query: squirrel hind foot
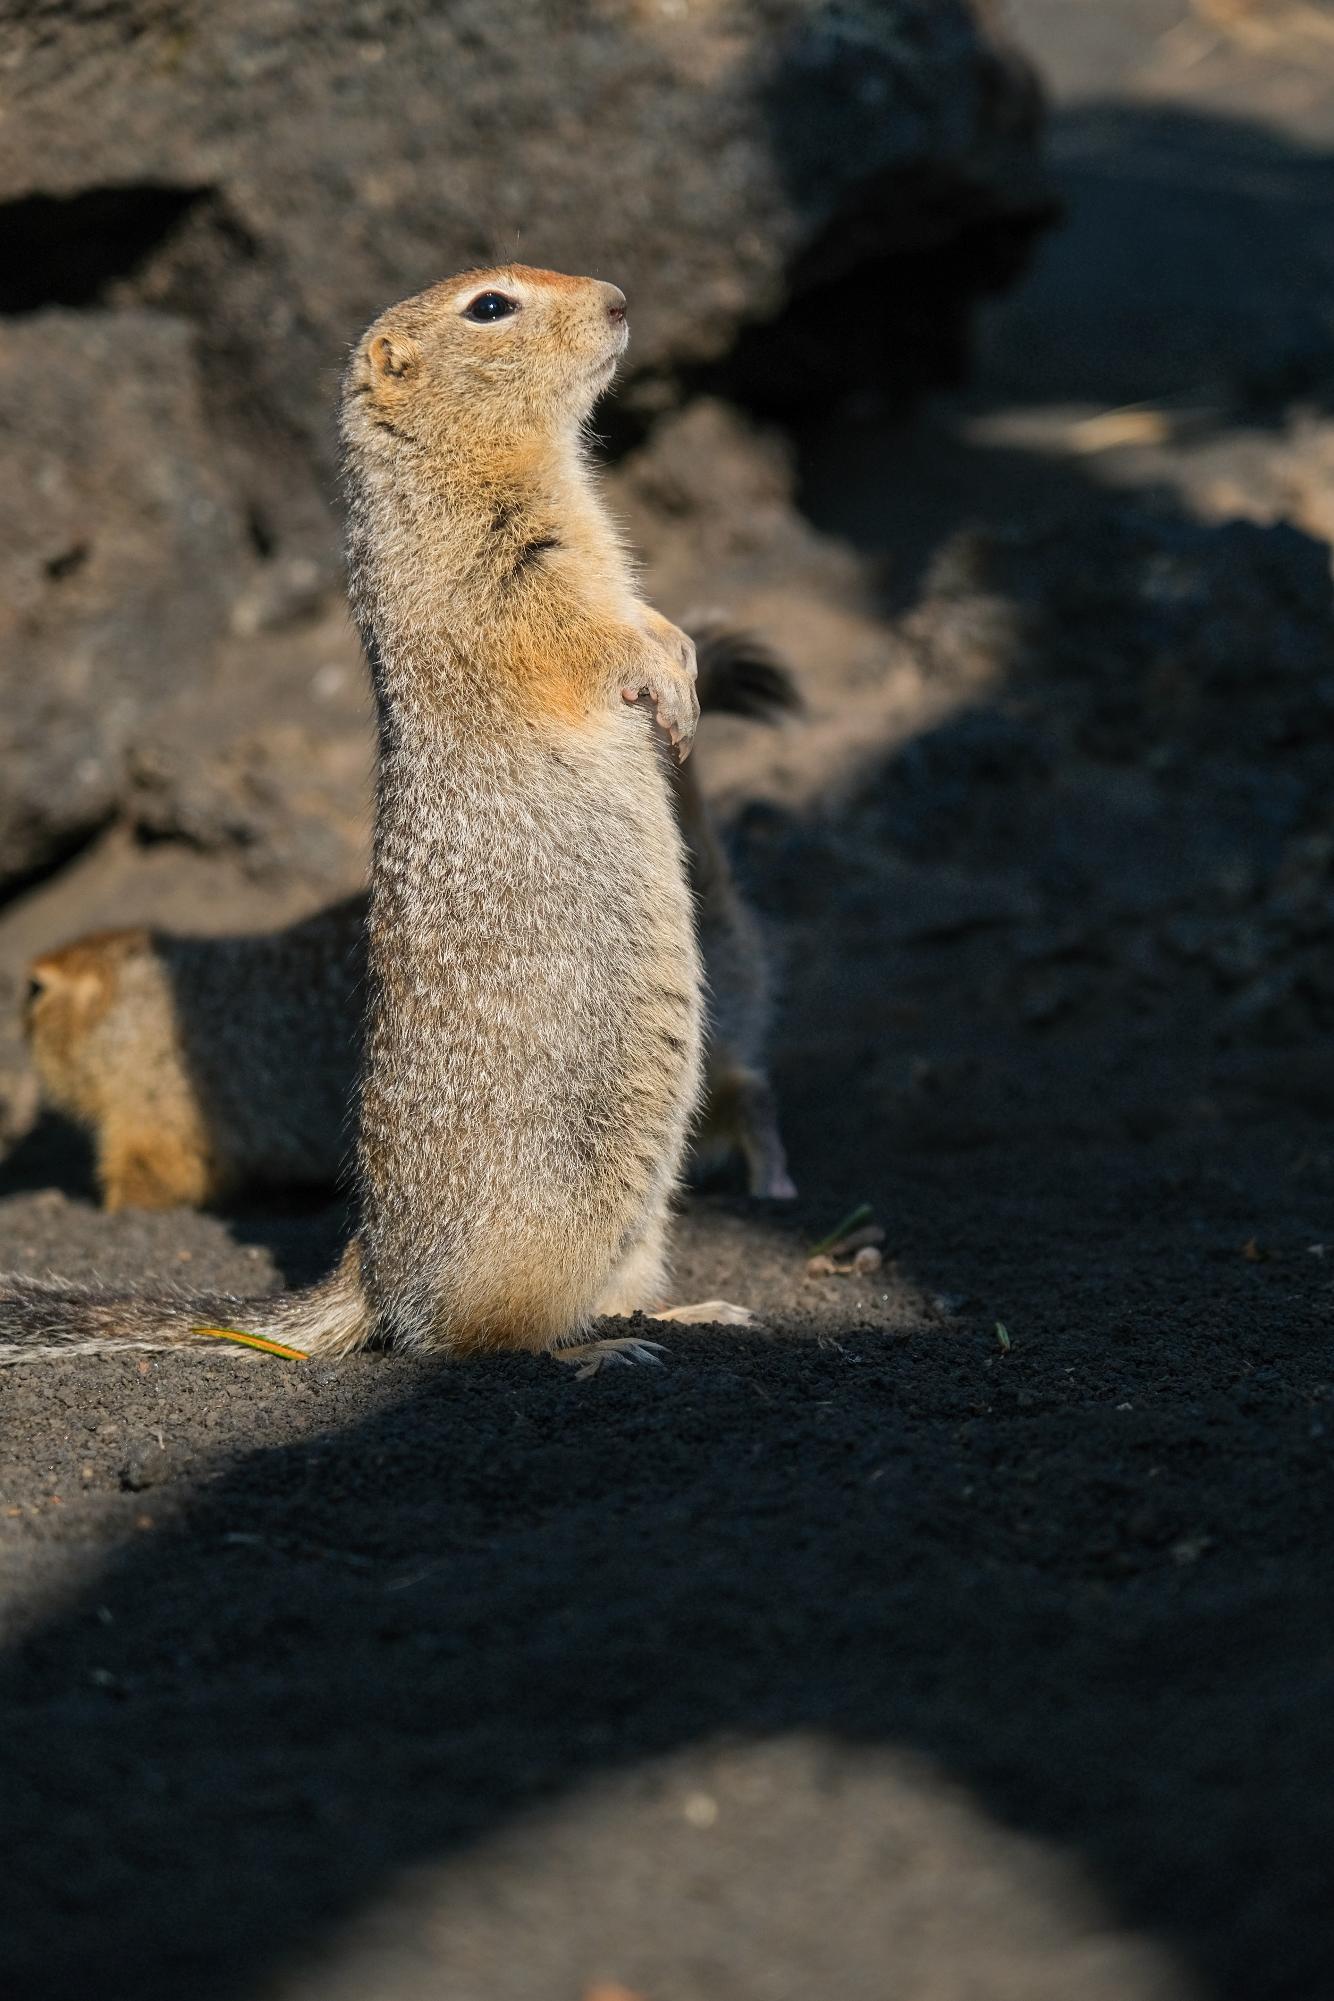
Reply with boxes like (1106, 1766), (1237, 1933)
(652, 1299), (759, 1328)
(550, 1335), (668, 1379)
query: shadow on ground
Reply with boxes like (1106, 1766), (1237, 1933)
(3, 1266), (1333, 2001)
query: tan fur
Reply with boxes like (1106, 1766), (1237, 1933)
(25, 901), (364, 1210)
(345, 265), (704, 1355)
(0, 265), (734, 1363)
(26, 930), (224, 1209)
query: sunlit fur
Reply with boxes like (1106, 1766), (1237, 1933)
(24, 907), (362, 1210)
(343, 264), (703, 1353)
(0, 265), (706, 1362)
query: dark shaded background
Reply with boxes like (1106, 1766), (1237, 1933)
(3, 3), (1334, 1996)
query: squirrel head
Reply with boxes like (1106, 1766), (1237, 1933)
(342, 265), (629, 466)
(23, 931), (154, 1116)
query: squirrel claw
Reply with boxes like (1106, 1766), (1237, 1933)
(623, 609), (699, 761)
(552, 1335), (668, 1379)
(621, 685), (696, 761)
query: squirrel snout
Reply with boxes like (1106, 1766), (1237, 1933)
(605, 287), (627, 325)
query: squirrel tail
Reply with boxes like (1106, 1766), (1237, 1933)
(0, 1239), (369, 1365)
(690, 617), (803, 723)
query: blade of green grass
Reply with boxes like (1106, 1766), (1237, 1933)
(808, 1202), (874, 1258)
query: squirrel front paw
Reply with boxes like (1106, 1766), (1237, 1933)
(620, 610), (699, 760)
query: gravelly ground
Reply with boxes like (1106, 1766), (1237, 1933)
(4, 4), (1334, 1997)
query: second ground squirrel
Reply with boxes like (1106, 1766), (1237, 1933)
(24, 629), (798, 1212)
(0, 266), (762, 1365)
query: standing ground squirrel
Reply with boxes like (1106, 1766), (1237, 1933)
(0, 266), (758, 1365)
(23, 629), (798, 1213)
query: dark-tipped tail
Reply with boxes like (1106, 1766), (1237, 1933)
(0, 1241), (369, 1364)
(690, 617), (803, 723)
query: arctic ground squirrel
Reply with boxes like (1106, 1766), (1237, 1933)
(0, 265), (755, 1366)
(23, 628), (798, 1212)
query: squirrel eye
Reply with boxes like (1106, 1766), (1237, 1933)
(462, 291), (518, 324)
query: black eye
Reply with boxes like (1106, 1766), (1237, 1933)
(462, 291), (518, 324)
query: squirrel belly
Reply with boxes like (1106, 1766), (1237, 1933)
(356, 699), (703, 1354)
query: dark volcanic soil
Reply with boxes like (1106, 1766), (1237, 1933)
(4, 5), (1334, 1999)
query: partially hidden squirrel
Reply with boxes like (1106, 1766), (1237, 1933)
(23, 624), (798, 1212)
(0, 266), (764, 1366)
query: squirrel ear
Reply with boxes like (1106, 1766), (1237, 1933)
(368, 333), (418, 380)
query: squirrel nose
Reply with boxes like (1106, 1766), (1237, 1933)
(606, 288), (627, 325)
